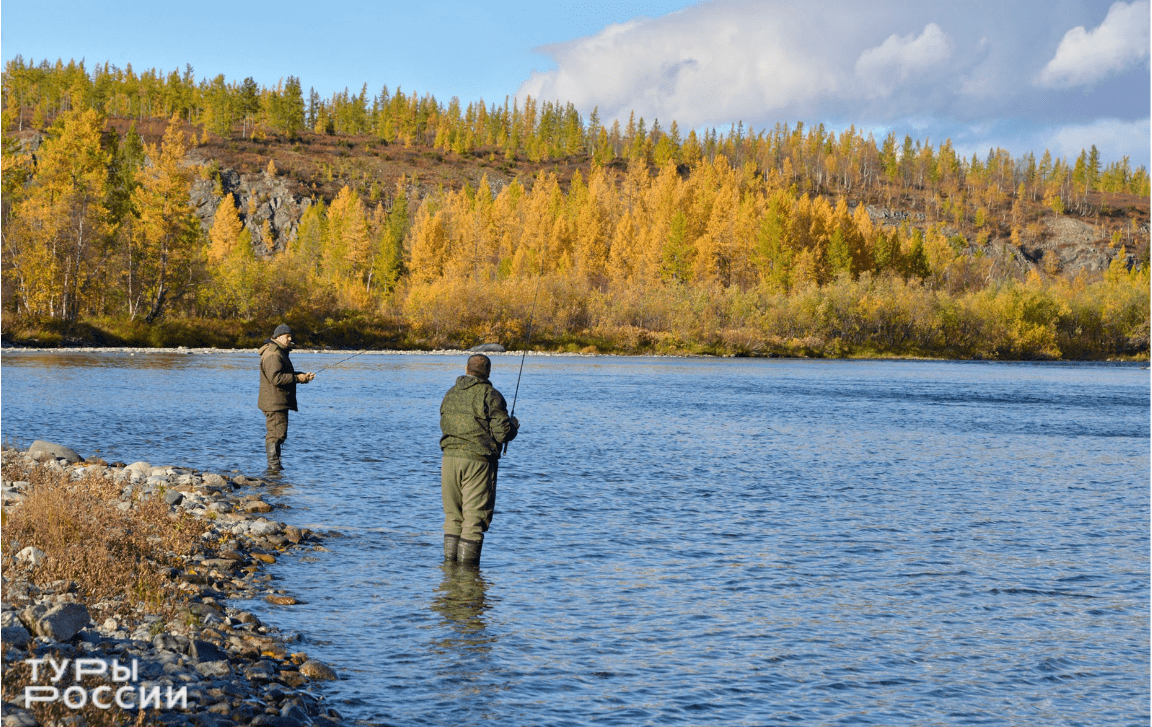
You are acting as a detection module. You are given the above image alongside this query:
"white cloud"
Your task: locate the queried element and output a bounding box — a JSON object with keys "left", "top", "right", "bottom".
{"left": 515, "top": 0, "right": 1150, "bottom": 164}
{"left": 1045, "top": 117, "right": 1152, "bottom": 163}
{"left": 854, "top": 23, "right": 952, "bottom": 98}
{"left": 947, "top": 117, "right": 1151, "bottom": 168}
{"left": 518, "top": 4, "right": 845, "bottom": 128}
{"left": 1036, "top": 0, "right": 1150, "bottom": 88}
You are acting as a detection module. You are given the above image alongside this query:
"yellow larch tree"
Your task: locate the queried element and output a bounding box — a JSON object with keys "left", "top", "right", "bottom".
{"left": 130, "top": 115, "right": 202, "bottom": 322}
{"left": 9, "top": 108, "right": 112, "bottom": 320}
{"left": 324, "top": 185, "right": 371, "bottom": 288}
{"left": 205, "top": 193, "right": 258, "bottom": 317}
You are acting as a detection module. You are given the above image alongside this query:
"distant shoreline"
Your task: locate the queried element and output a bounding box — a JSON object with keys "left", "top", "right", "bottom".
{"left": 1, "top": 346, "right": 1146, "bottom": 364}
{"left": 0, "top": 346, "right": 594, "bottom": 356}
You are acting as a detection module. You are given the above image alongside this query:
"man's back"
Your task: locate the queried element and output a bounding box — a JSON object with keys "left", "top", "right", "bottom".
{"left": 440, "top": 375, "right": 515, "bottom": 460}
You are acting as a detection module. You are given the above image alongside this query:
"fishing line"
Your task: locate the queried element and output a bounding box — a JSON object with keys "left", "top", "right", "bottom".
{"left": 311, "top": 335, "right": 401, "bottom": 374}
{"left": 503, "top": 276, "right": 542, "bottom": 455}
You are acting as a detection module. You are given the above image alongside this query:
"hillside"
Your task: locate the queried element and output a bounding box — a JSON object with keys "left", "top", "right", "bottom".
{"left": 2, "top": 102, "right": 1149, "bottom": 359}
{"left": 107, "top": 119, "right": 1149, "bottom": 277}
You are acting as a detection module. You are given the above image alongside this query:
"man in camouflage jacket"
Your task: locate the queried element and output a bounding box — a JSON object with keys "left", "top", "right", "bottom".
{"left": 439, "top": 354, "right": 518, "bottom": 566}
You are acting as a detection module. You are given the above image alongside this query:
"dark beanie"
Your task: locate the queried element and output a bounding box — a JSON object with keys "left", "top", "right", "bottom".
{"left": 466, "top": 354, "right": 491, "bottom": 379}
{"left": 273, "top": 324, "right": 292, "bottom": 338}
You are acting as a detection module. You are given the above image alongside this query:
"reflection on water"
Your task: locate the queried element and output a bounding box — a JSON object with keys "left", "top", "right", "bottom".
{"left": 430, "top": 564, "right": 493, "bottom": 653}
{"left": 1, "top": 352, "right": 1148, "bottom": 726}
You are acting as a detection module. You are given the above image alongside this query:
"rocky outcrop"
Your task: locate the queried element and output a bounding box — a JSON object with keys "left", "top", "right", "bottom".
{"left": 190, "top": 168, "right": 312, "bottom": 257}
{"left": 860, "top": 203, "right": 1138, "bottom": 277}
{"left": 1018, "top": 216, "right": 1128, "bottom": 274}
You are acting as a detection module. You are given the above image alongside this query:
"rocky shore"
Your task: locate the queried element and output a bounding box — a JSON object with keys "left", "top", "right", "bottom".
{"left": 1, "top": 441, "right": 344, "bottom": 727}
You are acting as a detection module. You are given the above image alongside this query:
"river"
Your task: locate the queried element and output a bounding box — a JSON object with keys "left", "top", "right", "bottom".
{"left": 1, "top": 351, "right": 1148, "bottom": 726}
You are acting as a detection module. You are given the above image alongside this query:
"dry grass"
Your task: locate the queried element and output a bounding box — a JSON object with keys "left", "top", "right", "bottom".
{"left": 1, "top": 460, "right": 209, "bottom": 625}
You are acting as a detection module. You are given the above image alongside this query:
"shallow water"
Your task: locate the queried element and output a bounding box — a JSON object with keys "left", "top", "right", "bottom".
{"left": 2, "top": 352, "right": 1149, "bottom": 726}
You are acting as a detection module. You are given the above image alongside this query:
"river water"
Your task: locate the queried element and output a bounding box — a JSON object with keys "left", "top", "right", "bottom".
{"left": 1, "top": 351, "right": 1148, "bottom": 726}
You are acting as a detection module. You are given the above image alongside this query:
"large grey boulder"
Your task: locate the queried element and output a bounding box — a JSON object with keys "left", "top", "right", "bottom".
{"left": 27, "top": 602, "right": 90, "bottom": 641}
{"left": 469, "top": 343, "right": 506, "bottom": 352}
{"left": 27, "top": 441, "right": 82, "bottom": 463}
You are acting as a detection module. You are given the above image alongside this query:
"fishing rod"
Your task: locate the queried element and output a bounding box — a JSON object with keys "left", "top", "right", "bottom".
{"left": 503, "top": 277, "right": 542, "bottom": 455}
{"left": 311, "top": 335, "right": 402, "bottom": 375}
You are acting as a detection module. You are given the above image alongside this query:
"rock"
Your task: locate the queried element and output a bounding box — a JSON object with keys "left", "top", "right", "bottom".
{"left": 126, "top": 461, "right": 152, "bottom": 475}
{"left": 280, "top": 704, "right": 310, "bottom": 723}
{"left": 243, "top": 500, "right": 274, "bottom": 514}
{"left": 189, "top": 639, "right": 229, "bottom": 663}
{"left": 164, "top": 490, "right": 185, "bottom": 506}
{"left": 265, "top": 595, "right": 297, "bottom": 606}
{"left": 249, "top": 520, "right": 281, "bottom": 537}
{"left": 252, "top": 716, "right": 306, "bottom": 727}
{"left": 1, "top": 624, "right": 31, "bottom": 649}
{"left": 252, "top": 553, "right": 277, "bottom": 564}
{"left": 244, "top": 660, "right": 278, "bottom": 681}
{"left": 283, "top": 526, "right": 302, "bottom": 544}
{"left": 470, "top": 343, "right": 506, "bottom": 352}
{"left": 153, "top": 633, "right": 184, "bottom": 652}
{"left": 19, "top": 602, "right": 50, "bottom": 630}
{"left": 2, "top": 707, "right": 38, "bottom": 727}
{"left": 190, "top": 167, "right": 311, "bottom": 256}
{"left": 2, "top": 491, "right": 28, "bottom": 506}
{"left": 28, "top": 440, "right": 82, "bottom": 463}
{"left": 299, "top": 659, "right": 337, "bottom": 681}
{"left": 203, "top": 473, "right": 228, "bottom": 487}
{"left": 15, "top": 547, "right": 46, "bottom": 568}
{"left": 41, "top": 579, "right": 77, "bottom": 594}
{"left": 195, "top": 660, "right": 232, "bottom": 677}
{"left": 33, "top": 602, "right": 90, "bottom": 640}
{"left": 279, "top": 671, "right": 307, "bottom": 688}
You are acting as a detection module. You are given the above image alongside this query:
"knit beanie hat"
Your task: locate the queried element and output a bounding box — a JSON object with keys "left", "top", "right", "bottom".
{"left": 466, "top": 354, "right": 491, "bottom": 379}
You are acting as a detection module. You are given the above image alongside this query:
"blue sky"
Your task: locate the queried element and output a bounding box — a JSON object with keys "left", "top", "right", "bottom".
{"left": 3, "top": 0, "right": 1149, "bottom": 167}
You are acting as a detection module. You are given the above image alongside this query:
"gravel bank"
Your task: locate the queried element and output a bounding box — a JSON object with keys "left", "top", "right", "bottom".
{"left": 1, "top": 442, "right": 345, "bottom": 727}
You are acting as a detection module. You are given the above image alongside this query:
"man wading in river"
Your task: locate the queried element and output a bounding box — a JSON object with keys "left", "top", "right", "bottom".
{"left": 440, "top": 354, "right": 519, "bottom": 566}
{"left": 258, "top": 324, "right": 315, "bottom": 471}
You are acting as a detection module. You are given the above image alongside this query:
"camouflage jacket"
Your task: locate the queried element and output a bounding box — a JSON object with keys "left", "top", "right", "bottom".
{"left": 439, "top": 375, "right": 518, "bottom": 461}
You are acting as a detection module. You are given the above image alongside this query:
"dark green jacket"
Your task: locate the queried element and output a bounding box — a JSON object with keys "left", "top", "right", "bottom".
{"left": 440, "top": 375, "right": 517, "bottom": 461}
{"left": 258, "top": 341, "right": 298, "bottom": 412}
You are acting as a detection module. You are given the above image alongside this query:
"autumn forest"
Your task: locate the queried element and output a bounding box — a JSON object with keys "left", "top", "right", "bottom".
{"left": 2, "top": 57, "right": 1148, "bottom": 358}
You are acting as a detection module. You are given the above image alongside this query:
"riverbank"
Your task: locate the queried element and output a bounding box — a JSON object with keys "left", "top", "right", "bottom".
{"left": 1, "top": 442, "right": 344, "bottom": 727}
{"left": 3, "top": 314, "right": 1147, "bottom": 361}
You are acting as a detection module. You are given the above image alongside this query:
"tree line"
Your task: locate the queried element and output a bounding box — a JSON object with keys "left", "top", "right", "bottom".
{"left": 4, "top": 55, "right": 1149, "bottom": 213}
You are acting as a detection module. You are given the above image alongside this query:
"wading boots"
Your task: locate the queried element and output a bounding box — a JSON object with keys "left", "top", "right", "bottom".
{"left": 457, "top": 538, "right": 483, "bottom": 566}
{"left": 443, "top": 534, "right": 460, "bottom": 562}
{"left": 266, "top": 441, "right": 282, "bottom": 471}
